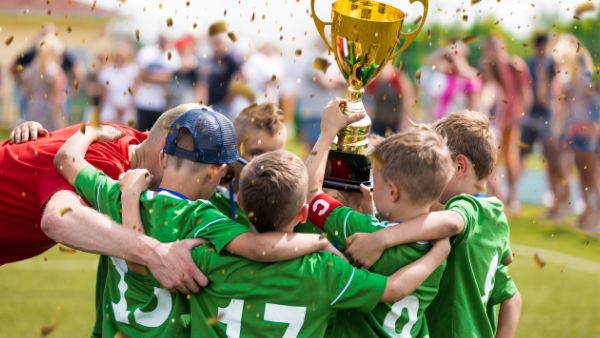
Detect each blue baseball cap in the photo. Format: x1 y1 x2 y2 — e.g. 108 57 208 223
163 107 239 164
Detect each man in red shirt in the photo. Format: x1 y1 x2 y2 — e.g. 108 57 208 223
0 104 207 294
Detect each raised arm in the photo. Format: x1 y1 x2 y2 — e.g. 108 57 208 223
345 210 464 268
53 125 124 185
305 98 364 202
380 238 451 303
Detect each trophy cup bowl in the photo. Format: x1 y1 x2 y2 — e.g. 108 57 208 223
311 0 428 191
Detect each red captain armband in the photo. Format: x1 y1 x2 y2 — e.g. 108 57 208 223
308 193 343 229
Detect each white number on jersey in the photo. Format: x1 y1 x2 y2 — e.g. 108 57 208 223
111 257 173 327
481 253 499 306
382 295 419 338
218 298 307 338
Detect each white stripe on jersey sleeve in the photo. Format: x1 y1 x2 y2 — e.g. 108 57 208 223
330 268 356 306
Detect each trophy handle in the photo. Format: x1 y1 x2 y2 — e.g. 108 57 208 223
310 0 334 53
390 0 429 59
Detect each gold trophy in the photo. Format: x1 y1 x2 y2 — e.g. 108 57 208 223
311 0 428 190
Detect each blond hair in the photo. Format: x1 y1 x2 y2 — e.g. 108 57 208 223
233 102 284 141
371 129 454 204
433 110 497 180
147 103 206 140
239 150 308 232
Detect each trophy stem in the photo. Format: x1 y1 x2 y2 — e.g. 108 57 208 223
335 87 371 154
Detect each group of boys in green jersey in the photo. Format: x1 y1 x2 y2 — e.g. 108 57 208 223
53 96 520 337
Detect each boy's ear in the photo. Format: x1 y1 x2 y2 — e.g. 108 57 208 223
208 164 228 180
455 154 469 179
159 151 168 170
296 204 309 224
388 179 400 203
236 193 244 210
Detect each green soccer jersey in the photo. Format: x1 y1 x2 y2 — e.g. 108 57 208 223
307 193 446 338
426 194 511 338
187 241 387 337
74 165 250 338
209 187 252 228
487 265 518 333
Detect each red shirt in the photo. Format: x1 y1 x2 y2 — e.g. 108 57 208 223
0 124 147 264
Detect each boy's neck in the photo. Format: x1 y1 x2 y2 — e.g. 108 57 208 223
159 174 204 201
387 202 431 223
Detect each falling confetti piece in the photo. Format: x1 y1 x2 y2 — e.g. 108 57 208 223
59 245 77 254
239 139 246 156
168 51 172 61
470 0 482 5
575 2 595 17
250 12 256 22
91 0 97 10
533 252 546 268
59 207 72 216
41 323 56 337
166 17 173 27
312 57 331 74
114 332 129 338
415 70 422 82
412 15 423 25
73 79 79 91
91 109 100 127
5 35 14 46
462 15 468 22
67 26 72 33
135 29 140 41
227 32 238 42
462 35 479 44
80 123 86 134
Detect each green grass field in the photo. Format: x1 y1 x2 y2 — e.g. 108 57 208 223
1 206 599 337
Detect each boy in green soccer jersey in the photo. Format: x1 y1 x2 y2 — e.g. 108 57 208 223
303 98 456 338
344 110 517 337
172 150 450 337
209 102 287 226
54 107 341 337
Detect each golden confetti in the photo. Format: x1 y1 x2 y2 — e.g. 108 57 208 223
533 252 546 268
166 17 173 27
67 26 72 33
80 123 86 134
575 2 595 17
127 87 134 96
135 29 140 41
239 139 246 156
312 57 331 74
91 108 100 127
295 49 302 56
251 12 256 22
462 35 478 44
168 51 172 61
470 0 482 5
59 207 72 216
114 332 129 338
5 35 14 46
412 15 423 25
59 245 77 254
227 32 238 42
91 0 97 11
41 323 56 337
415 70 422 82
462 15 468 22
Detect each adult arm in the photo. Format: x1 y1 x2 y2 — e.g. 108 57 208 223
380 239 450 303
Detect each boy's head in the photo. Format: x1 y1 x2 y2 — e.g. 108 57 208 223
234 102 287 161
533 33 549 55
238 150 308 233
160 108 239 200
433 110 497 202
370 129 454 220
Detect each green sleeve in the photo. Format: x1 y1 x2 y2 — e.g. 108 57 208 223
209 191 252 228
74 165 121 214
191 245 215 275
322 206 387 251
444 195 477 246
325 254 387 313
186 208 250 253
489 265 518 306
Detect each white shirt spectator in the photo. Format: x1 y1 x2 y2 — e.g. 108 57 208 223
98 63 138 125
135 45 181 111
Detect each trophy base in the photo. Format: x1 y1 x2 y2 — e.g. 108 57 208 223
323 149 371 192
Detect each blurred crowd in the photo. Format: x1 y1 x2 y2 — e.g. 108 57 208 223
8 23 600 231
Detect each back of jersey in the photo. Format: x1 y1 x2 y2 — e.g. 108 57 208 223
330 242 446 338
189 245 387 338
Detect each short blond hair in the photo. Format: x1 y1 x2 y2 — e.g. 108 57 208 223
371 129 454 203
239 150 308 232
233 102 284 141
433 110 497 180
147 103 206 142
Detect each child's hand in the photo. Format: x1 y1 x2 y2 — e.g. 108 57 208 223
345 231 385 269
9 121 48 144
119 169 152 197
340 184 374 215
320 98 366 136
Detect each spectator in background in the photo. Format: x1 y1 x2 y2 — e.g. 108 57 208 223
553 34 600 231
170 34 202 106
364 63 415 136
520 33 568 220
241 43 285 105
198 21 241 116
480 35 533 213
97 41 138 125
135 33 181 131
21 36 67 131
419 41 481 123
